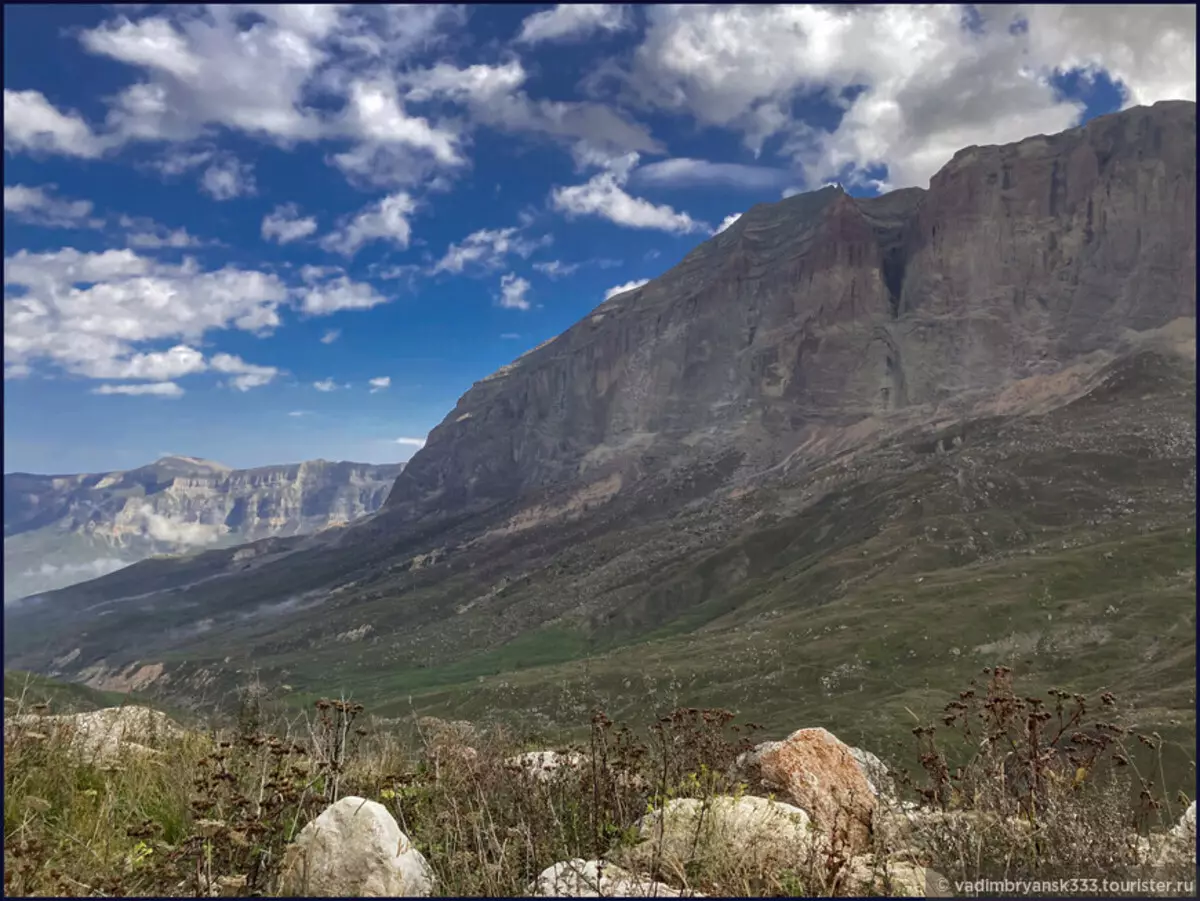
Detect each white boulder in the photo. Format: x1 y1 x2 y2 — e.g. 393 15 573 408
279 796 433 897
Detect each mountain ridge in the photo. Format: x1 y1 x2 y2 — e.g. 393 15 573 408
3 457 405 602
5 102 1194 752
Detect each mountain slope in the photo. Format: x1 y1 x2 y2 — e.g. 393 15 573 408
5 102 1194 756
3 457 404 602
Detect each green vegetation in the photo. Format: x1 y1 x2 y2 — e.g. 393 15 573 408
4 671 1194 897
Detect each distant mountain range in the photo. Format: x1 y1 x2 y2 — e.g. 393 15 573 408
3 456 404 603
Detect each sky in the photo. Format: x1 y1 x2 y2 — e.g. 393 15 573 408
3 4 1194 475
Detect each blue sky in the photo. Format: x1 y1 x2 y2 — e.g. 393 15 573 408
3 4 1192 474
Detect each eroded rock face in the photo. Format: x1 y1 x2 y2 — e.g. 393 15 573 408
4 457 405 602
387 101 1195 524
279 796 433 897
730 727 877 855
614 795 817 888
529 859 702 898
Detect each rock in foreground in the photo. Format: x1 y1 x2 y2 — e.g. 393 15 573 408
730 727 876 855
530 859 702 898
279 796 433 897
614 795 817 888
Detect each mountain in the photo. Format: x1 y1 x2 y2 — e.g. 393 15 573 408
3 457 404 603
5 102 1195 759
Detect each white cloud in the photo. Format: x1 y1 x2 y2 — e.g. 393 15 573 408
498 273 531 311
84 344 207 381
368 376 391 392
1017 5 1196 108
299 275 388 315
618 5 1196 190
133 503 223 545
313 378 338 392
262 203 318 244
118 214 206 248
326 68 466 189
516 4 632 45
395 436 426 447
713 213 743 235
320 329 341 344
632 158 791 190
200 154 256 200
551 153 706 233
604 278 650 301
320 191 416 257
3 90 105 157
532 260 579 279
432 226 549 274
3 247 288 387
92 381 184 397
403 58 662 161
288 409 312 417
210 352 279 391
4 184 101 228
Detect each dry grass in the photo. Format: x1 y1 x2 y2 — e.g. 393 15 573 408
3 670 1194 897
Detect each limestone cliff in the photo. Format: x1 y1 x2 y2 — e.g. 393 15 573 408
3 456 403 602
387 100 1195 522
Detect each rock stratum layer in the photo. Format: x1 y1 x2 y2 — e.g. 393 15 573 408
5 103 1195 758
3 456 403 602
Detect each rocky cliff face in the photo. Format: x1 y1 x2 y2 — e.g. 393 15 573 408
3 456 404 602
387 100 1195 523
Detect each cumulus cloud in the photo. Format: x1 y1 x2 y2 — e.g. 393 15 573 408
4 184 101 228
3 89 106 157
432 226 549 274
92 381 185 397
552 153 706 233
200 154 256 200
713 213 743 235
299 275 388 315
123 223 206 248
262 203 318 244
320 191 416 257
632 158 792 190
498 273 531 310
4 247 287 387
617 4 1196 190
368 376 391 392
516 4 632 45
313 378 338 392
210 352 279 391
604 278 650 300
320 329 341 344
403 58 662 161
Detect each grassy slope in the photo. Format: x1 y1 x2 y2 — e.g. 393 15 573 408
8 349 1196 792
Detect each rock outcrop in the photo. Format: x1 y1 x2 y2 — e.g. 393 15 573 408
5 705 183 761
4 456 404 602
279 796 433 897
730 727 877 855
